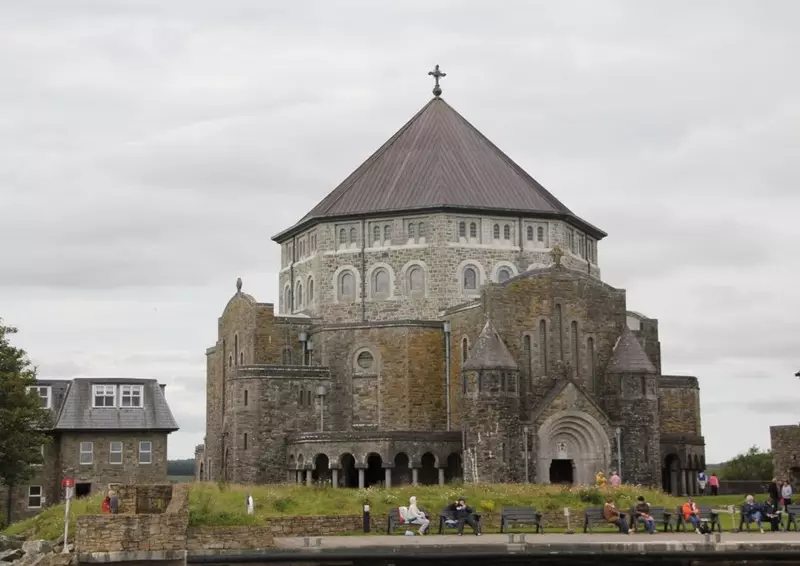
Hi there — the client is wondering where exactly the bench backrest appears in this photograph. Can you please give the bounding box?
[584,506,604,518]
[502,506,538,516]
[786,504,800,515]
[388,508,401,520]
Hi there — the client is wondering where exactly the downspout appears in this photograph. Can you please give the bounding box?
[290,237,296,313]
[360,220,366,322]
[444,321,451,431]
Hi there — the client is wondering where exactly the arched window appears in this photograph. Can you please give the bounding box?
[234,334,239,367]
[527,226,534,241]
[493,224,500,240]
[243,433,248,450]
[284,285,291,313]
[537,226,544,242]
[372,268,390,298]
[383,225,391,242]
[418,222,426,238]
[349,227,357,244]
[296,282,303,308]
[244,389,248,406]
[587,337,596,389]
[228,355,232,368]
[306,390,312,406]
[372,225,380,242]
[556,305,564,361]
[239,352,244,365]
[298,388,304,405]
[497,268,511,282]
[458,222,466,238]
[408,223,416,240]
[463,266,478,290]
[503,224,511,240]
[407,266,424,293]
[571,321,579,377]
[469,222,477,238]
[539,319,548,376]
[339,228,346,247]
[307,277,314,302]
[461,337,469,364]
[338,271,356,301]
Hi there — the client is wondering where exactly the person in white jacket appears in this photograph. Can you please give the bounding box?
[781,480,793,511]
[407,496,430,534]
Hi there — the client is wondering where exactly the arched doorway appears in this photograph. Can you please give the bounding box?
[419,452,438,485]
[536,410,611,485]
[340,453,357,488]
[312,454,331,484]
[287,454,295,482]
[445,452,462,483]
[365,453,383,487]
[394,453,412,486]
[297,453,305,482]
[662,454,681,495]
[199,462,204,481]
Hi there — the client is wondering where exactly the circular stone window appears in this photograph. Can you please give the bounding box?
[356,351,375,370]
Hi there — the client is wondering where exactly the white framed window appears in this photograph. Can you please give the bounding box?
[139,441,152,464]
[80,441,93,465]
[28,486,42,508]
[93,385,116,408]
[120,385,143,408]
[109,441,123,464]
[27,386,52,409]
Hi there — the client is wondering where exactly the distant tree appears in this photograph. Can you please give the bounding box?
[167,459,196,476]
[717,446,773,481]
[0,321,52,522]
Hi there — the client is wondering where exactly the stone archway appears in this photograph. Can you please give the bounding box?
[394,453,412,486]
[340,453,357,488]
[536,410,611,486]
[365,453,383,487]
[312,454,331,484]
[662,454,681,495]
[419,452,438,485]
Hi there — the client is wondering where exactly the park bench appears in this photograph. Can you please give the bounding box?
[786,504,800,532]
[629,505,672,533]
[675,505,721,533]
[438,507,483,534]
[387,506,429,535]
[500,506,544,533]
[583,506,608,533]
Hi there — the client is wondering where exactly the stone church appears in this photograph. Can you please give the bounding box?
[197,71,706,494]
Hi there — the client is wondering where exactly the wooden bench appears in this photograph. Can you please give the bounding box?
[630,505,672,532]
[583,506,607,533]
[500,506,543,533]
[438,508,482,534]
[786,504,800,532]
[675,505,721,533]
[387,506,428,535]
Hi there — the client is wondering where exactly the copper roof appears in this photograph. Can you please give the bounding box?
[273,97,605,241]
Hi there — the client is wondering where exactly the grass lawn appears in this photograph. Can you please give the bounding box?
[2,482,750,540]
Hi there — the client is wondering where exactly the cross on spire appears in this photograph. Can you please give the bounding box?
[428,64,446,97]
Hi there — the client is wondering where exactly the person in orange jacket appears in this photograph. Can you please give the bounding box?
[681,497,701,533]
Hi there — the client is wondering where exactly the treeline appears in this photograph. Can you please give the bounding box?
[715,446,773,481]
[167,459,195,476]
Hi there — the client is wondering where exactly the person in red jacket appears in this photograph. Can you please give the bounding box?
[101,495,111,513]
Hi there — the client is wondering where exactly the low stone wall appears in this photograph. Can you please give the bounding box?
[186,527,274,551]
[115,484,173,514]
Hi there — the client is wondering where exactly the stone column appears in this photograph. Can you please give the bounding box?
[331,468,339,488]
[296,470,301,484]
[384,468,392,488]
[306,469,313,487]
[438,468,445,486]
[411,468,419,486]
[680,469,687,496]
[358,468,365,489]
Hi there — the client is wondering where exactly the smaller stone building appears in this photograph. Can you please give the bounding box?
[0,377,179,525]
[771,424,800,485]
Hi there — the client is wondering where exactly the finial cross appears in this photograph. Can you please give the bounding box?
[428,64,446,97]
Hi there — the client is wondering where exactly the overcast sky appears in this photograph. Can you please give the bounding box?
[1,1,798,465]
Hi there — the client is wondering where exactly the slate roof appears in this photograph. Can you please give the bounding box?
[273,97,605,241]
[463,319,518,371]
[52,378,179,431]
[606,327,657,374]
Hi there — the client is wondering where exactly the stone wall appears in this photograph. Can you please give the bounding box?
[771,425,800,484]
[658,376,702,437]
[186,526,274,552]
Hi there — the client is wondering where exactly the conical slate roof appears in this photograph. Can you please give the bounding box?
[606,326,657,374]
[463,319,518,371]
[273,97,605,241]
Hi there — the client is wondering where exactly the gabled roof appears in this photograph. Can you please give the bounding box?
[463,319,518,371]
[273,97,605,241]
[606,327,657,375]
[53,377,179,431]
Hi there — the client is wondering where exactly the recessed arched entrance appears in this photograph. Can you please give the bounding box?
[662,454,681,495]
[365,453,383,487]
[312,454,331,483]
[536,410,611,486]
[394,453,412,486]
[419,452,438,485]
[340,453,357,488]
[445,452,462,483]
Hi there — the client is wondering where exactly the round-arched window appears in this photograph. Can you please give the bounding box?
[408,266,424,293]
[463,266,478,290]
[498,268,512,282]
[356,350,375,370]
[372,268,390,298]
[338,271,356,301]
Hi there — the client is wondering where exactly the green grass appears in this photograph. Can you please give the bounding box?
[2,482,750,540]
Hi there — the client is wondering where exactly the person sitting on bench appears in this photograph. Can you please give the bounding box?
[682,497,702,534]
[635,495,656,533]
[604,497,632,534]
[406,496,430,535]
[446,497,481,536]
[742,495,765,533]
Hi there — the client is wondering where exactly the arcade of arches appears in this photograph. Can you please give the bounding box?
[289,451,463,488]
[662,452,706,496]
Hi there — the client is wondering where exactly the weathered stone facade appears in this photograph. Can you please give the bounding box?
[199,92,705,492]
[770,425,800,485]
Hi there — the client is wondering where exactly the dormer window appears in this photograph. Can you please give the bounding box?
[121,385,143,408]
[27,386,52,409]
[93,385,116,408]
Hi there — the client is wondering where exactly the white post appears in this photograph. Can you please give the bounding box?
[62,487,73,554]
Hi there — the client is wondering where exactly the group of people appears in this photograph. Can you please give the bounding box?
[398,496,481,536]
[603,496,712,535]
[740,478,794,533]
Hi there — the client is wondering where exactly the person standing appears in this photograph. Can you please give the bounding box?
[781,480,793,511]
[709,473,720,496]
[768,478,780,506]
[245,493,254,515]
[610,471,621,487]
[697,471,708,495]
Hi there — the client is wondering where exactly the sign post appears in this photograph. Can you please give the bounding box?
[564,507,573,534]
[62,478,74,553]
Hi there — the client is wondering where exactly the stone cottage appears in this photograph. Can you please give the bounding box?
[197,73,706,494]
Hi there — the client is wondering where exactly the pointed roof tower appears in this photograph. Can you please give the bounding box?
[463,319,518,371]
[606,326,657,374]
[273,69,605,242]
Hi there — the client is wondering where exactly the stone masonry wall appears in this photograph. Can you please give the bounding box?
[658,378,702,437]
[771,425,800,484]
[186,526,275,552]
